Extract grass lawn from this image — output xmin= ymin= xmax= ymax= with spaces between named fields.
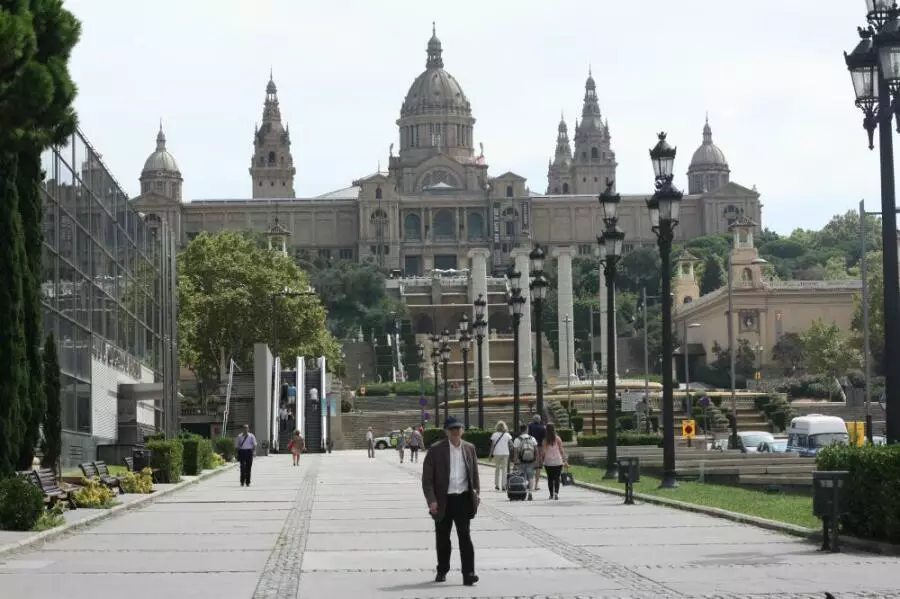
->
xmin=568 ymin=464 xmax=819 ymax=529
xmin=61 ymin=464 xmax=128 ymax=478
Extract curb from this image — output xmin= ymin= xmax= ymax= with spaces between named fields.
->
xmin=477 ymin=460 xmax=900 ymax=556
xmin=0 ymin=462 xmax=239 ymax=559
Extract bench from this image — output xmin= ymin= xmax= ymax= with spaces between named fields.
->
xmin=123 ymin=457 xmax=160 ymax=482
xmin=79 ymin=461 xmax=122 ymax=494
xmin=30 ymin=468 xmax=76 ymax=509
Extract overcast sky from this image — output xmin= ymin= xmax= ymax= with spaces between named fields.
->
xmin=63 ymin=0 xmax=881 ymax=234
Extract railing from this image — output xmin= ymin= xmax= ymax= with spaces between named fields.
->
xmin=765 ymin=279 xmax=862 ymax=290
xmin=92 ymin=337 xmax=142 ymax=379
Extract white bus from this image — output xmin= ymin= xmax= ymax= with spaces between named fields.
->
xmin=786 ymin=414 xmax=850 ymax=457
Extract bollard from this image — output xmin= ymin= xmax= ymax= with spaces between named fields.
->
xmin=617 ymin=456 xmax=641 ymax=505
xmin=812 ymin=470 xmax=849 ymax=553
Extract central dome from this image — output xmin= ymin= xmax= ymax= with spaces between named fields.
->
xmin=400 ymin=26 xmax=472 ymax=118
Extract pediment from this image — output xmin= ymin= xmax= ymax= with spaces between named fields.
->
xmin=351 ymin=171 xmax=390 ymax=186
xmin=493 ymin=171 xmax=527 ymax=182
xmin=706 ymin=181 xmax=758 ymax=198
xmin=414 ymin=155 xmax=465 ymax=192
xmin=131 ymin=192 xmax=179 ymax=210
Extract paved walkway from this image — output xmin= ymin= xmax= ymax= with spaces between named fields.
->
xmin=1 ymin=450 xmax=899 ymax=598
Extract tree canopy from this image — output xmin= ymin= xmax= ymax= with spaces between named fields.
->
xmin=178 ymin=231 xmax=339 ymax=393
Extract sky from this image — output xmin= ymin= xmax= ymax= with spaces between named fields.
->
xmin=62 ymin=0 xmax=884 ymax=234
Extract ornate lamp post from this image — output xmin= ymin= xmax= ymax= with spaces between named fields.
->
xmin=473 ymin=294 xmax=488 ymax=429
xmin=844 ymin=5 xmax=900 ymax=443
xmin=507 ymin=265 xmax=526 ymax=432
xmin=529 ymin=246 xmax=549 ymax=421
xmin=440 ymin=329 xmax=451 ymax=423
xmin=598 ymin=178 xmax=624 ymax=479
xmin=458 ymin=315 xmax=472 ymax=428
xmin=417 ymin=343 xmax=426 ymax=426
xmin=645 ymin=132 xmax=683 ymax=488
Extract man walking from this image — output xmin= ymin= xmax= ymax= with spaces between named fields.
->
xmin=235 ymin=424 xmax=257 ymax=487
xmin=422 ymin=416 xmax=480 ymax=586
xmin=366 ymin=427 xmax=375 ymax=459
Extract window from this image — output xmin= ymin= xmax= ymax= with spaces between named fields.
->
xmin=683 ymin=296 xmax=693 ymax=304
xmin=433 ymin=209 xmax=454 ymax=238
xmin=467 ymin=212 xmax=484 ymax=240
xmin=591 ymin=147 xmax=599 ymax=159
xmin=404 ymin=255 xmax=422 ymax=276
xmin=742 ymin=267 xmax=753 ymax=282
xmin=578 ymin=244 xmax=593 ymax=255
xmin=505 ymin=185 xmax=513 ymax=198
xmin=339 ymin=248 xmax=354 ymax=260
xmin=562 ymin=183 xmax=570 ymax=194
xmin=268 ymin=151 xmax=276 ymax=165
xmin=581 ymin=151 xmax=587 ymax=161
xmin=404 ymin=213 xmax=421 ymax=240
xmin=317 ymin=248 xmax=331 ymax=260
xmin=369 ymin=245 xmax=389 ymax=255
xmin=375 ymin=187 xmax=383 ymax=200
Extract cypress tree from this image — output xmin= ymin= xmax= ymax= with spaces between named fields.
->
xmin=699 ymin=254 xmax=725 ymax=295
xmin=40 ymin=333 xmax=61 ymax=474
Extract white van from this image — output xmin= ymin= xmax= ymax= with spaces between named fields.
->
xmin=786 ymin=414 xmax=850 ymax=457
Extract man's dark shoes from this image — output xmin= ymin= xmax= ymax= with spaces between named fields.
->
xmin=434 ymin=571 xmax=447 ymax=583
xmin=463 ymin=573 xmax=479 ymax=586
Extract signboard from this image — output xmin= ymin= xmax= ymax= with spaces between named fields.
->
xmin=359 ymin=386 xmax=367 ymax=396
xmin=492 ymin=202 xmax=501 ymax=250
xmin=681 ymin=419 xmax=696 ymax=439
xmin=520 ymin=200 xmax=530 ymax=234
xmin=621 ymin=392 xmax=643 ymax=413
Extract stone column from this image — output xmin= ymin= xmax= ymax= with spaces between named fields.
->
xmin=511 ymin=247 xmax=536 ymax=393
xmin=467 ymin=248 xmax=493 ymax=393
xmin=598 ymin=267 xmax=619 ymax=377
xmin=553 ymin=246 xmax=578 ymax=384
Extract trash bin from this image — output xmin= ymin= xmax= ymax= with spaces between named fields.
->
xmin=132 ymin=448 xmax=152 ymax=472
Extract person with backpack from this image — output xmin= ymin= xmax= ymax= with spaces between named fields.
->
xmin=512 ymin=423 xmax=538 ymax=501
xmin=527 ymin=415 xmax=546 ymax=491
xmin=541 ymin=423 xmax=568 ymax=500
xmin=408 ymin=426 xmax=423 ymax=462
xmin=488 ymin=421 xmax=512 ymax=491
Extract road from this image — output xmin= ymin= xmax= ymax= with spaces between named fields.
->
xmin=0 ymin=449 xmax=898 ymax=598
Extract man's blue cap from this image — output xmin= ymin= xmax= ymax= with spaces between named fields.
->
xmin=443 ymin=416 xmax=463 ymax=430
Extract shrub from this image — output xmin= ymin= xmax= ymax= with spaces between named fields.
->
xmin=213 ymin=436 xmax=235 ymax=461
xmin=181 ymin=436 xmax=203 ymax=476
xmin=73 ymin=478 xmax=117 ymax=508
xmin=571 ymin=416 xmax=584 ymax=433
xmin=358 ymin=382 xmax=392 ymax=396
xmin=211 ymin=453 xmax=226 ymax=468
xmin=341 ymin=399 xmax=353 ymax=413
xmin=199 ymin=438 xmax=215 ymax=470
xmin=0 ymin=475 xmax=45 ymax=531
xmin=33 ymin=503 xmax=65 ymax=531
xmin=147 ymin=438 xmax=183 ymax=483
xmin=617 ymin=414 xmax=660 ymax=432
xmin=393 ymin=380 xmax=435 ymax=396
xmin=753 ymin=393 xmax=796 ymax=432
xmin=817 ymin=444 xmax=900 ymax=543
xmin=423 ymin=427 xmax=445 ymax=448
xmin=462 ymin=428 xmax=492 ymax=457
xmin=558 ymin=428 xmax=574 ymax=442
xmin=120 ymin=468 xmax=154 ymax=494
xmin=578 ymin=433 xmax=663 ymax=447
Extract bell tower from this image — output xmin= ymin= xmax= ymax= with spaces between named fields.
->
xmin=674 ymin=251 xmax=701 ymax=306
xmin=729 ymin=216 xmax=764 ymax=288
xmin=571 ymin=68 xmax=616 ymax=195
xmin=250 ymin=72 xmax=296 ymax=198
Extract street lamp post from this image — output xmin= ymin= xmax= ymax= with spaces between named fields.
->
xmin=441 ymin=329 xmax=451 ymax=423
xmin=598 ymin=178 xmax=624 ymax=480
xmin=646 ymin=132 xmax=683 ymax=489
xmin=417 ymin=343 xmax=426 ymax=426
xmin=529 ymin=246 xmax=549 ymax=421
xmin=507 ymin=265 xmax=526 ymax=433
xmin=682 ymin=320 xmax=701 ymax=446
xmin=430 ymin=333 xmax=441 ymax=425
xmin=473 ymin=294 xmax=488 ymax=429
xmin=844 ymin=6 xmax=900 ymax=443
xmin=458 ymin=315 xmax=472 ymax=429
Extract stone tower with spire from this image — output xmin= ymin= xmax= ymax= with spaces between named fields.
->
xmin=140 ymin=123 xmax=183 ymax=201
xmin=250 ymin=73 xmax=296 ymax=198
xmin=546 ymin=114 xmax=574 ymax=194
xmin=571 ymin=68 xmax=616 ymax=195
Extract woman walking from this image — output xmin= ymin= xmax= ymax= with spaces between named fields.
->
xmin=287 ymin=431 xmax=305 ymax=467
xmin=541 ymin=423 xmax=567 ymax=500
xmin=489 ymin=421 xmax=512 ymax=491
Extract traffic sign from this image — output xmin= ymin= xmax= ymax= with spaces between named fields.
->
xmin=423 ymin=412 xmax=430 ymax=420
xmin=699 ymin=395 xmax=710 ymax=408
xmin=359 ymin=386 xmax=366 ymax=396
xmin=419 ymin=397 xmax=427 ymax=407
xmin=681 ymin=419 xmax=696 ymax=439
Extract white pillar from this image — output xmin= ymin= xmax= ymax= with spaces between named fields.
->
xmin=598 ymin=267 xmax=619 ymax=377
xmin=553 ymin=246 xmax=578 ymax=384
xmin=511 ymin=247 xmax=536 ymax=393
xmin=468 ymin=249 xmax=493 ymax=393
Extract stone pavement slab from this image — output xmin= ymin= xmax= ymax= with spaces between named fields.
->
xmin=1 ymin=448 xmax=900 ymax=598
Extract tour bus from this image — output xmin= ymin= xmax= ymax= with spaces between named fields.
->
xmin=786 ymin=414 xmax=850 ymax=457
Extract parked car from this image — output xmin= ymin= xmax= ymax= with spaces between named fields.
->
xmin=373 ymin=430 xmax=401 ymax=450
xmin=786 ymin=415 xmax=849 ymax=457
xmin=735 ymin=431 xmax=776 ymax=453
xmin=757 ymin=439 xmax=788 ymax=453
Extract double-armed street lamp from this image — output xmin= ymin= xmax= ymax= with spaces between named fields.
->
xmin=529 ymin=246 xmax=550 ymax=421
xmin=507 ymin=265 xmax=527 ymax=432
xmin=458 ymin=314 xmax=472 ymax=428
xmin=473 ymin=294 xmax=488 ymax=429
xmin=645 ymin=132 xmax=684 ymax=488
xmin=844 ymin=1 xmax=900 ymax=443
xmin=440 ymin=329 xmax=451 ymax=423
xmin=598 ymin=178 xmax=625 ymax=479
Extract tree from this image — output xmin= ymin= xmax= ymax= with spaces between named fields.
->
xmin=178 ymin=230 xmax=340 ymax=396
xmin=801 ymin=318 xmax=862 ymax=379
xmin=40 ymin=334 xmax=60 ymax=473
xmin=310 ymin=260 xmax=393 ymax=340
xmin=699 ymin=254 xmax=724 ymax=295
xmin=771 ymin=332 xmax=805 ymax=374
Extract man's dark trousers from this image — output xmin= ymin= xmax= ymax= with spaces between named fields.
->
xmin=238 ymin=449 xmax=254 ymax=485
xmin=435 ymin=492 xmax=474 ymax=575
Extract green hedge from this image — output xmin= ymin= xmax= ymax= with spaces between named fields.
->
xmin=570 ymin=416 xmax=584 ymax=433
xmin=423 ymin=427 xmax=445 ymax=448
xmin=578 ymin=433 xmax=663 ymax=447
xmin=558 ymin=428 xmax=574 ymax=442
xmin=147 ymin=439 xmax=184 ymax=483
xmin=616 ymin=414 xmax=660 ymax=432
xmin=213 ymin=436 xmax=235 ymax=461
xmin=422 ymin=427 xmax=493 ymax=457
xmin=181 ymin=435 xmax=203 ymax=476
xmin=817 ymin=444 xmax=900 ymax=543
xmin=0 ymin=475 xmax=44 ymax=531
xmin=358 ymin=381 xmax=436 ymax=396
xmin=199 ymin=438 xmax=214 ymax=470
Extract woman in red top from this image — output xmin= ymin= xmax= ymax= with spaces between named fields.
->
xmin=287 ymin=431 xmax=305 ymax=466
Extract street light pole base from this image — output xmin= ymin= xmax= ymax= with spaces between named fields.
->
xmin=658 ymin=474 xmax=679 ymax=489
xmin=602 ymin=466 xmax=618 ymax=480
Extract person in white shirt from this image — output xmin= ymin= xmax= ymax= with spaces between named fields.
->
xmin=488 ymin=421 xmax=512 ymax=491
xmin=234 ymin=424 xmax=258 ymax=487
xmin=366 ymin=427 xmax=375 ymax=459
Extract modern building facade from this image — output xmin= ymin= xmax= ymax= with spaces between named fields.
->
xmin=41 ymin=129 xmax=178 ymax=467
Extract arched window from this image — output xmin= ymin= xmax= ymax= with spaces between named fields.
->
xmin=742 ymin=267 xmax=753 ymax=282
xmin=562 ymin=183 xmax=570 ymax=194
xmin=433 ymin=209 xmax=455 ymax=238
xmin=503 ymin=206 xmax=517 ymax=238
xmin=403 ymin=213 xmax=421 ymax=240
xmin=591 ymin=147 xmax=599 ymax=159
xmin=375 ymin=187 xmax=383 ymax=200
xmin=467 ymin=212 xmax=484 ymax=240
xmin=505 ymin=185 xmax=513 ymax=197
xmin=267 ymin=151 xmax=276 ymax=165
xmin=683 ymin=296 xmax=693 ymax=304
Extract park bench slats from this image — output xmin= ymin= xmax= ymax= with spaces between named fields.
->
xmin=30 ymin=468 xmax=76 ymax=509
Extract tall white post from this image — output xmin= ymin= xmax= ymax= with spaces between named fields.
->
xmin=468 ymin=248 xmax=493 ymax=393
xmin=553 ymin=246 xmax=578 ymax=384
xmin=511 ymin=247 xmax=536 ymax=393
